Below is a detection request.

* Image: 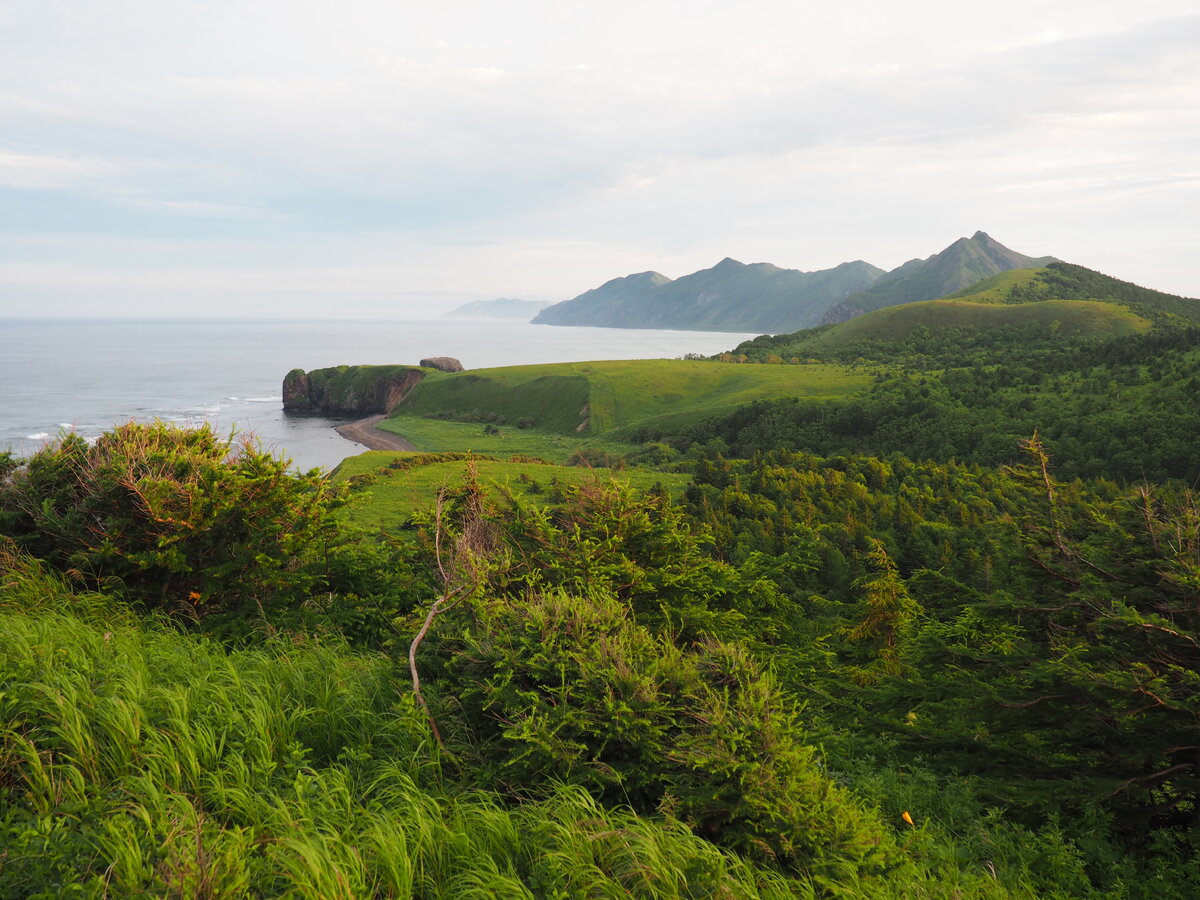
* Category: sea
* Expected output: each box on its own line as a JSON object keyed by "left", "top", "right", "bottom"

{"left": 1, "top": 318, "right": 757, "bottom": 471}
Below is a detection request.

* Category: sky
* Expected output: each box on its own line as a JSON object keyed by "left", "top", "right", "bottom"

{"left": 1, "top": 0, "right": 1197, "bottom": 318}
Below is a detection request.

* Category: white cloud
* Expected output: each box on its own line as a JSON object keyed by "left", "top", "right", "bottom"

{"left": 0, "top": 149, "right": 126, "bottom": 189}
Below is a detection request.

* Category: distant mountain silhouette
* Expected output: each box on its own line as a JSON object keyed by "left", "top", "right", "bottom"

{"left": 446, "top": 298, "right": 553, "bottom": 319}
{"left": 533, "top": 259, "right": 885, "bottom": 332}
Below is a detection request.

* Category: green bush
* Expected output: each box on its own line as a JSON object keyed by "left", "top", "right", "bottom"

{"left": 481, "top": 478, "right": 781, "bottom": 643}
{"left": 0, "top": 422, "right": 341, "bottom": 616}
{"left": 437, "top": 588, "right": 893, "bottom": 875}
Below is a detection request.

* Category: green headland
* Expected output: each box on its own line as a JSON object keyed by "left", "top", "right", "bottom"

{"left": 373, "top": 357, "right": 869, "bottom": 461}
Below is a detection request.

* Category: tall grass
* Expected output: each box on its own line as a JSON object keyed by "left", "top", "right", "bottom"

{"left": 5, "top": 549, "right": 1193, "bottom": 897}
{"left": 0, "top": 561, "right": 805, "bottom": 898}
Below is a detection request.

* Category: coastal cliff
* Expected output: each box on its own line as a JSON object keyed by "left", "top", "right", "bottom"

{"left": 282, "top": 365, "right": 426, "bottom": 415}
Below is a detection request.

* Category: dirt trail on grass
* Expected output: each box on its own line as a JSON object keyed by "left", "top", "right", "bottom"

{"left": 335, "top": 415, "right": 417, "bottom": 452}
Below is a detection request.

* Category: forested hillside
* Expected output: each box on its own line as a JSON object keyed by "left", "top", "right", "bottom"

{"left": 675, "top": 264, "right": 1200, "bottom": 484}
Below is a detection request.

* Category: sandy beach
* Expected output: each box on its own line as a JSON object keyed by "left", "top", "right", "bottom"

{"left": 334, "top": 414, "right": 417, "bottom": 452}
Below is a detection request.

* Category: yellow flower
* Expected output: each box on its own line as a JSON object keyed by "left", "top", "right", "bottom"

{"left": 901, "top": 811, "right": 914, "bottom": 827}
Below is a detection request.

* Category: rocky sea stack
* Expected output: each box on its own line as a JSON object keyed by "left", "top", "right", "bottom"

{"left": 282, "top": 365, "right": 426, "bottom": 415}
{"left": 419, "top": 357, "right": 464, "bottom": 373}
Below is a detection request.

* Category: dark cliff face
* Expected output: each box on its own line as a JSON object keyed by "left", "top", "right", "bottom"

{"left": 282, "top": 365, "right": 425, "bottom": 415}
{"left": 282, "top": 369, "right": 313, "bottom": 412}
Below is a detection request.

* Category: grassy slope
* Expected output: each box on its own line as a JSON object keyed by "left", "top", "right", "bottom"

{"left": 940, "top": 263, "right": 1200, "bottom": 321}
{"left": 332, "top": 452, "right": 690, "bottom": 532}
{"left": 827, "top": 233, "right": 1055, "bottom": 320}
{"left": 938, "top": 268, "right": 1045, "bottom": 302}
{"left": 804, "top": 298, "right": 1151, "bottom": 348}
{"left": 375, "top": 417, "right": 604, "bottom": 461}
{"left": 390, "top": 369, "right": 592, "bottom": 433}
{"left": 307, "top": 363, "right": 423, "bottom": 392}
{"left": 736, "top": 266, "right": 1167, "bottom": 360}
{"left": 379, "top": 359, "right": 869, "bottom": 455}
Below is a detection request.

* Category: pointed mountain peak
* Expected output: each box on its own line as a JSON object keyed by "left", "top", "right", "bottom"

{"left": 936, "top": 231, "right": 1033, "bottom": 264}
{"left": 747, "top": 261, "right": 783, "bottom": 274}
{"left": 713, "top": 257, "right": 746, "bottom": 269}
{"left": 944, "top": 232, "right": 996, "bottom": 255}
{"left": 836, "top": 259, "right": 888, "bottom": 277}
{"left": 629, "top": 270, "right": 671, "bottom": 283}
{"left": 600, "top": 270, "right": 671, "bottom": 289}
{"left": 822, "top": 233, "right": 1058, "bottom": 324}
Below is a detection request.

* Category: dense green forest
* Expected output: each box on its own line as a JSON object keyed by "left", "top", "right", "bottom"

{"left": 3, "top": 270, "right": 1199, "bottom": 897}
{"left": 658, "top": 324, "right": 1200, "bottom": 482}
{"left": 643, "top": 265, "right": 1200, "bottom": 484}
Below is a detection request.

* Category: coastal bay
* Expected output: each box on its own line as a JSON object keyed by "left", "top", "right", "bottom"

{"left": 0, "top": 318, "right": 755, "bottom": 470}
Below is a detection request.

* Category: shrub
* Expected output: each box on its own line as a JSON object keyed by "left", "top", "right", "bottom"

{"left": 484, "top": 478, "right": 779, "bottom": 642}
{"left": 437, "top": 588, "right": 892, "bottom": 875}
{"left": 0, "top": 422, "right": 341, "bottom": 616}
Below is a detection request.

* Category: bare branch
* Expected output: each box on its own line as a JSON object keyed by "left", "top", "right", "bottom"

{"left": 1134, "top": 621, "right": 1200, "bottom": 652}
{"left": 1109, "top": 763, "right": 1195, "bottom": 797}
{"left": 433, "top": 488, "right": 450, "bottom": 585}
{"left": 408, "top": 467, "right": 496, "bottom": 747}
{"left": 997, "top": 694, "right": 1070, "bottom": 710}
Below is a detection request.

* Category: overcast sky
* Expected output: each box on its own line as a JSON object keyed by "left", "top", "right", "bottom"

{"left": 2, "top": 0, "right": 1197, "bottom": 318}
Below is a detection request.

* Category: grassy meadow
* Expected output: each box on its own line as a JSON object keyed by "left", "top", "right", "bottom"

{"left": 938, "top": 267, "right": 1045, "bottom": 302}
{"left": 376, "top": 359, "right": 869, "bottom": 457}
{"left": 332, "top": 451, "right": 689, "bottom": 533}
{"left": 374, "top": 417, "right": 618, "bottom": 462}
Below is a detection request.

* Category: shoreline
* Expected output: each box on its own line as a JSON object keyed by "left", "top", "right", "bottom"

{"left": 334, "top": 414, "right": 417, "bottom": 452}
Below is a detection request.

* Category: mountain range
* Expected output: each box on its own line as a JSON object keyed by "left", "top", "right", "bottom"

{"left": 532, "top": 259, "right": 885, "bottom": 332}
{"left": 532, "top": 232, "right": 1057, "bottom": 333}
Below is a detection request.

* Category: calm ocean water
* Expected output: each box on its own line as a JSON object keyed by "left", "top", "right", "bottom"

{"left": 0, "top": 319, "right": 757, "bottom": 470}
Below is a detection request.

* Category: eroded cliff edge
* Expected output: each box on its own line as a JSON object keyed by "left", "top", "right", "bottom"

{"left": 282, "top": 364, "right": 427, "bottom": 415}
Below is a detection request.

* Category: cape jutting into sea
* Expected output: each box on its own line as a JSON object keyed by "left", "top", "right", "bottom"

{"left": 1, "top": 318, "right": 756, "bottom": 470}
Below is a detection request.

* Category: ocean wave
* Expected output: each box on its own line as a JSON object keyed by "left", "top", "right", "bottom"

{"left": 25, "top": 432, "right": 50, "bottom": 441}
